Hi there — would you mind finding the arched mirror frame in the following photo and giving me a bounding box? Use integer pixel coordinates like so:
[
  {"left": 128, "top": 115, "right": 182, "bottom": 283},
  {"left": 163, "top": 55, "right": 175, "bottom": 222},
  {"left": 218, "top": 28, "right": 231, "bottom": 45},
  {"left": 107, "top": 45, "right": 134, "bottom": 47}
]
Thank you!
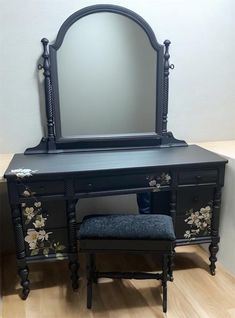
[{"left": 26, "top": 4, "right": 186, "bottom": 154}]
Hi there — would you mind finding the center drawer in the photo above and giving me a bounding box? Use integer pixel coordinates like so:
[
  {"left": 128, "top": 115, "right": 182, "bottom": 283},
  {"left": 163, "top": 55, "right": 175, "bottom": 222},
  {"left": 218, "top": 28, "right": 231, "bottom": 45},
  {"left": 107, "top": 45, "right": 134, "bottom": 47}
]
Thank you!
[{"left": 75, "top": 171, "right": 171, "bottom": 193}]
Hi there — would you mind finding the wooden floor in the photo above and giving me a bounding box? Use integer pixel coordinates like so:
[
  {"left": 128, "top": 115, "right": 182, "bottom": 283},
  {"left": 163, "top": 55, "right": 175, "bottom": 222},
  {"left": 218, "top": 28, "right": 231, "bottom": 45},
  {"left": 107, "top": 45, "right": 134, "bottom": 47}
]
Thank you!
[{"left": 1, "top": 246, "right": 235, "bottom": 318}]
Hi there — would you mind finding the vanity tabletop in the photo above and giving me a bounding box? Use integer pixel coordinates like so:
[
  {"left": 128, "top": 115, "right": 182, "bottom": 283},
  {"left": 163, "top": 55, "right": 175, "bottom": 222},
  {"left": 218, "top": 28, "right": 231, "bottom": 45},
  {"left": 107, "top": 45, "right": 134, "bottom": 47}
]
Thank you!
[{"left": 4, "top": 145, "right": 228, "bottom": 179}]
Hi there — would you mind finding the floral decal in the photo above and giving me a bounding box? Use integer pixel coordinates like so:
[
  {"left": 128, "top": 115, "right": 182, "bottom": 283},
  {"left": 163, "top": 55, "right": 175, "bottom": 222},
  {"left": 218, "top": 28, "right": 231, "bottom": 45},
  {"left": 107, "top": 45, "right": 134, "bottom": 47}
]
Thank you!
[
  {"left": 22, "top": 193, "right": 66, "bottom": 258},
  {"left": 12, "top": 168, "right": 66, "bottom": 258},
  {"left": 11, "top": 168, "right": 38, "bottom": 178},
  {"left": 184, "top": 204, "right": 212, "bottom": 240},
  {"left": 147, "top": 173, "right": 171, "bottom": 192}
]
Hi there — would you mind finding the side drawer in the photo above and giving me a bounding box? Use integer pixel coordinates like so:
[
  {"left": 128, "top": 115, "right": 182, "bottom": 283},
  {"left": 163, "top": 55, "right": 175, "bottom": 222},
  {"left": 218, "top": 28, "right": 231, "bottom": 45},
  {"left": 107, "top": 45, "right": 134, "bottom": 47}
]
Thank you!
[
  {"left": 175, "top": 215, "right": 212, "bottom": 240},
  {"left": 178, "top": 169, "right": 217, "bottom": 185},
  {"left": 24, "top": 228, "right": 68, "bottom": 259},
  {"left": 176, "top": 188, "right": 214, "bottom": 241},
  {"left": 21, "top": 200, "right": 67, "bottom": 230},
  {"left": 17, "top": 180, "right": 65, "bottom": 197}
]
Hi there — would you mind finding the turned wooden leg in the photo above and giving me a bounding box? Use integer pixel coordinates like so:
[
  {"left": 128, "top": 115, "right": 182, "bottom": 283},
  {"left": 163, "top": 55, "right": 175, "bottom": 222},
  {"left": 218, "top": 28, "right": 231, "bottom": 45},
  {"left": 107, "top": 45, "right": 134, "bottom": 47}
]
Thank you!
[
  {"left": 18, "top": 265, "right": 30, "bottom": 300},
  {"left": 66, "top": 199, "right": 79, "bottom": 290},
  {"left": 169, "top": 190, "right": 177, "bottom": 227},
  {"left": 168, "top": 249, "right": 175, "bottom": 281},
  {"left": 162, "top": 254, "right": 168, "bottom": 313},
  {"left": 11, "top": 204, "right": 30, "bottom": 299},
  {"left": 69, "top": 256, "right": 79, "bottom": 290},
  {"left": 209, "top": 240, "right": 219, "bottom": 276},
  {"left": 87, "top": 254, "right": 93, "bottom": 309},
  {"left": 90, "top": 254, "right": 97, "bottom": 284},
  {"left": 209, "top": 187, "right": 221, "bottom": 275}
]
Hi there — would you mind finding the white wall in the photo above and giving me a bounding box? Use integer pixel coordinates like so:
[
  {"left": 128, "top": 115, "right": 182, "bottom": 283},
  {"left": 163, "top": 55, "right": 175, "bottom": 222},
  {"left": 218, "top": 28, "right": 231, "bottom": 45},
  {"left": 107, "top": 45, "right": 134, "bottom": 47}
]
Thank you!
[{"left": 0, "top": 0, "right": 235, "bottom": 153}]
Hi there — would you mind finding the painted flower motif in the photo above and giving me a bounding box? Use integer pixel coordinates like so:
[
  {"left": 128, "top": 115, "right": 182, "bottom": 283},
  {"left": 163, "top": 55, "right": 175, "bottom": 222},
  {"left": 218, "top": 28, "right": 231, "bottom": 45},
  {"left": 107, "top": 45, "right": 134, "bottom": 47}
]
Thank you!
[
  {"left": 21, "top": 183, "right": 66, "bottom": 258},
  {"left": 200, "top": 206, "right": 211, "bottom": 221},
  {"left": 184, "top": 230, "right": 191, "bottom": 239},
  {"left": 33, "top": 214, "right": 47, "bottom": 228},
  {"left": 38, "top": 230, "right": 52, "bottom": 241},
  {"left": 163, "top": 173, "right": 171, "bottom": 184},
  {"left": 11, "top": 168, "right": 37, "bottom": 178},
  {"left": 22, "top": 190, "right": 31, "bottom": 197},
  {"left": 185, "top": 211, "right": 200, "bottom": 225},
  {"left": 148, "top": 172, "right": 171, "bottom": 190},
  {"left": 25, "top": 229, "right": 39, "bottom": 245},
  {"left": 149, "top": 179, "right": 157, "bottom": 187},
  {"left": 184, "top": 204, "right": 212, "bottom": 240},
  {"left": 34, "top": 201, "right": 41, "bottom": 208},
  {"left": 23, "top": 207, "right": 35, "bottom": 220},
  {"left": 29, "top": 241, "right": 37, "bottom": 250}
]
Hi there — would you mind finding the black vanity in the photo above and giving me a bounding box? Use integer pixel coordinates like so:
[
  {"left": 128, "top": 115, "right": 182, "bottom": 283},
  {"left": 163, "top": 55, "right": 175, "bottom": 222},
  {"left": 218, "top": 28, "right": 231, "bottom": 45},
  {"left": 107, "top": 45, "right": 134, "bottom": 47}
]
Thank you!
[{"left": 4, "top": 5, "right": 227, "bottom": 299}]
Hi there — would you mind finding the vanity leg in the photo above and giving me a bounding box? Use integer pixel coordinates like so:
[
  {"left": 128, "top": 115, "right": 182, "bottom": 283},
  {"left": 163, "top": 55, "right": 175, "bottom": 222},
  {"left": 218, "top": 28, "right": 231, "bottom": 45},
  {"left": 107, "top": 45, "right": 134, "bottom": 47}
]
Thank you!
[
  {"left": 209, "top": 187, "right": 221, "bottom": 275},
  {"left": 168, "top": 248, "right": 175, "bottom": 281},
  {"left": 18, "top": 263, "right": 30, "bottom": 300},
  {"left": 66, "top": 200, "right": 79, "bottom": 290},
  {"left": 169, "top": 190, "right": 177, "bottom": 227},
  {"left": 11, "top": 204, "right": 30, "bottom": 299}
]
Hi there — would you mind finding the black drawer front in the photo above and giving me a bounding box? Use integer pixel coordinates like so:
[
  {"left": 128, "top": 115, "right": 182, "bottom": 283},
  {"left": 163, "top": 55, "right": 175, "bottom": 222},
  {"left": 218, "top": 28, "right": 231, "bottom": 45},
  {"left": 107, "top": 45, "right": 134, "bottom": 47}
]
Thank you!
[
  {"left": 17, "top": 180, "right": 65, "bottom": 197},
  {"left": 177, "top": 188, "right": 214, "bottom": 216},
  {"left": 24, "top": 228, "right": 68, "bottom": 259},
  {"left": 175, "top": 214, "right": 212, "bottom": 240},
  {"left": 176, "top": 188, "right": 213, "bottom": 241},
  {"left": 21, "top": 200, "right": 67, "bottom": 230},
  {"left": 178, "top": 169, "right": 217, "bottom": 185},
  {"left": 75, "top": 172, "right": 171, "bottom": 193}
]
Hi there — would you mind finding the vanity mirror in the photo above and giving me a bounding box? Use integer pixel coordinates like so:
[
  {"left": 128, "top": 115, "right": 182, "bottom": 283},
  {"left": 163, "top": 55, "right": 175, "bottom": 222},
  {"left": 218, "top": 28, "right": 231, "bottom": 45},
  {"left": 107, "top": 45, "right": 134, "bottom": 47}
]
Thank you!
[{"left": 26, "top": 4, "right": 186, "bottom": 154}]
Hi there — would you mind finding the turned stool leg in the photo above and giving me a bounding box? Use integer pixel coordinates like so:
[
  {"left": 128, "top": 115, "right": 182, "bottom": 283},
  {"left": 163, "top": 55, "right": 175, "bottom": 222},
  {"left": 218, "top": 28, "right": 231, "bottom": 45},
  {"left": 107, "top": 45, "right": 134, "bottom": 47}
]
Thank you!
[
  {"left": 90, "top": 254, "right": 98, "bottom": 284},
  {"left": 168, "top": 248, "right": 175, "bottom": 281},
  {"left": 162, "top": 254, "right": 168, "bottom": 313},
  {"left": 86, "top": 254, "right": 93, "bottom": 309}
]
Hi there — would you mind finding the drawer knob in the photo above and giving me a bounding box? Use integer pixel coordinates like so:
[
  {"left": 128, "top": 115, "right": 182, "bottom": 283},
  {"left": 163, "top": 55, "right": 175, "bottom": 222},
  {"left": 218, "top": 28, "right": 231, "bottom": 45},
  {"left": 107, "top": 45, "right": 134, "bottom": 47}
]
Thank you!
[
  {"left": 195, "top": 175, "right": 202, "bottom": 181},
  {"left": 193, "top": 196, "right": 199, "bottom": 202}
]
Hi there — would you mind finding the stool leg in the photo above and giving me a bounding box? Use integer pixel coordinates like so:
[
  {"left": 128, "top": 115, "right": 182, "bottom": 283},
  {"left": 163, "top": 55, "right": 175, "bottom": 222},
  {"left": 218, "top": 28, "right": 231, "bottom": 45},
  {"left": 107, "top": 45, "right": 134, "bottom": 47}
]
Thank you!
[
  {"left": 90, "top": 254, "right": 98, "bottom": 284},
  {"left": 162, "top": 254, "right": 168, "bottom": 313},
  {"left": 168, "top": 249, "right": 175, "bottom": 281},
  {"left": 86, "top": 254, "right": 93, "bottom": 309}
]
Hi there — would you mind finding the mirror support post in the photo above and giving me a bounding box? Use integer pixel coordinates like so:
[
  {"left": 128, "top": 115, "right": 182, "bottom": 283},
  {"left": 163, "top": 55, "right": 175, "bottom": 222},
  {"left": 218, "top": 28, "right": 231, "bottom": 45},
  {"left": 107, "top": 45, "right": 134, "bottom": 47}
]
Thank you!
[
  {"left": 162, "top": 40, "right": 171, "bottom": 134},
  {"left": 25, "top": 5, "right": 187, "bottom": 154},
  {"left": 41, "top": 38, "right": 56, "bottom": 152},
  {"left": 160, "top": 40, "right": 186, "bottom": 147}
]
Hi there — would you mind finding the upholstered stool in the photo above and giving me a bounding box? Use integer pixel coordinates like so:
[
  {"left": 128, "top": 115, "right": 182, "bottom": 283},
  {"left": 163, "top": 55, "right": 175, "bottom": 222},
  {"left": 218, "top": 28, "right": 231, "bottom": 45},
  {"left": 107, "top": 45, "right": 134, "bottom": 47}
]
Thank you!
[{"left": 78, "top": 214, "right": 175, "bottom": 313}]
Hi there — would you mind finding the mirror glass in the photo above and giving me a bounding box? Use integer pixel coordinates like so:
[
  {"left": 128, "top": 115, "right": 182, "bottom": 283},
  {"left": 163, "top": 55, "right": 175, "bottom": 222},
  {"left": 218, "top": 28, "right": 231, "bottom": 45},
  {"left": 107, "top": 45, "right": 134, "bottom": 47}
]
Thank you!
[{"left": 57, "top": 12, "right": 157, "bottom": 138}]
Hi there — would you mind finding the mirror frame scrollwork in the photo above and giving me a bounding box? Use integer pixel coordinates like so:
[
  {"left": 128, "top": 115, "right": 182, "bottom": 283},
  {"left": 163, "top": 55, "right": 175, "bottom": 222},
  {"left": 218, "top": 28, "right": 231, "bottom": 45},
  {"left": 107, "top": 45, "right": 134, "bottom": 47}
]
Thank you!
[{"left": 25, "top": 4, "right": 186, "bottom": 154}]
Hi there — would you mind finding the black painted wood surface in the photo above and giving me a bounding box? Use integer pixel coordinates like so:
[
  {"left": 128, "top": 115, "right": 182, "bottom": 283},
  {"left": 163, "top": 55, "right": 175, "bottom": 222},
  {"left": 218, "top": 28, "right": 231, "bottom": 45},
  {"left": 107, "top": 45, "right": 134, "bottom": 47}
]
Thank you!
[
  {"left": 4, "top": 144, "right": 228, "bottom": 298},
  {"left": 5, "top": 145, "right": 227, "bottom": 178}
]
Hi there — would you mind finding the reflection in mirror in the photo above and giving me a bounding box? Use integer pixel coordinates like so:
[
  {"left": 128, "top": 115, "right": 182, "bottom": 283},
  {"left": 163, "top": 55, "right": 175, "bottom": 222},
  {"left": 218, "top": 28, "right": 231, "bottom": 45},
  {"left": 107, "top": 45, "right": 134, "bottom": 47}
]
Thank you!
[{"left": 57, "top": 12, "right": 157, "bottom": 138}]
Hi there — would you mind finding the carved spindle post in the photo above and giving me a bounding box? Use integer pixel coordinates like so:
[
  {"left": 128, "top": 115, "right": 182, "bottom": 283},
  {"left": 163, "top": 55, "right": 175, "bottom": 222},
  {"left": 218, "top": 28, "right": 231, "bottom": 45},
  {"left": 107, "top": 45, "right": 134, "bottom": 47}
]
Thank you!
[
  {"left": 169, "top": 190, "right": 177, "bottom": 226},
  {"left": 41, "top": 38, "right": 56, "bottom": 151},
  {"left": 66, "top": 199, "right": 79, "bottom": 290},
  {"left": 11, "top": 204, "right": 30, "bottom": 299},
  {"left": 169, "top": 190, "right": 176, "bottom": 279},
  {"left": 209, "top": 187, "right": 221, "bottom": 275},
  {"left": 162, "top": 254, "right": 168, "bottom": 313},
  {"left": 162, "top": 40, "right": 172, "bottom": 134},
  {"left": 86, "top": 254, "right": 93, "bottom": 309}
]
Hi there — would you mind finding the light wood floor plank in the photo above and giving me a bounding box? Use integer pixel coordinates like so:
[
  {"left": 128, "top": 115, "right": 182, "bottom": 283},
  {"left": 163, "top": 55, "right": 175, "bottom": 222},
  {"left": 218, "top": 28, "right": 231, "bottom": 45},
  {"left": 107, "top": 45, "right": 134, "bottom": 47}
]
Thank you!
[{"left": 1, "top": 246, "right": 235, "bottom": 318}]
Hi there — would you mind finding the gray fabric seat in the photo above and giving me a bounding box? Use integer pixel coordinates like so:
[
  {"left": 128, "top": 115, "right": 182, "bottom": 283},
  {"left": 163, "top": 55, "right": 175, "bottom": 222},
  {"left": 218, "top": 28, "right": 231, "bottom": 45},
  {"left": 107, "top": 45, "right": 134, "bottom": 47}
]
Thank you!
[{"left": 79, "top": 214, "right": 175, "bottom": 241}]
